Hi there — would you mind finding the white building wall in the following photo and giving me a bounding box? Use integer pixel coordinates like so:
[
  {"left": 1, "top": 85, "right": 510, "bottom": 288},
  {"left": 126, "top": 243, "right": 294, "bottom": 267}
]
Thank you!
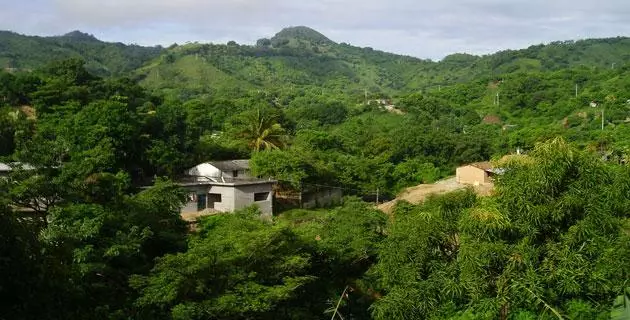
[
  {"left": 179, "top": 182, "right": 274, "bottom": 218},
  {"left": 181, "top": 185, "right": 213, "bottom": 214},
  {"left": 208, "top": 185, "right": 237, "bottom": 212},
  {"left": 234, "top": 184, "right": 274, "bottom": 217},
  {"left": 187, "top": 163, "right": 222, "bottom": 179}
]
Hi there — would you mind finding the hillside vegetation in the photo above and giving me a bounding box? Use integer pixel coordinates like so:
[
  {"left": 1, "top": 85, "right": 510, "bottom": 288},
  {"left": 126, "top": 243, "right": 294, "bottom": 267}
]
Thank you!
[{"left": 0, "top": 30, "right": 162, "bottom": 76}]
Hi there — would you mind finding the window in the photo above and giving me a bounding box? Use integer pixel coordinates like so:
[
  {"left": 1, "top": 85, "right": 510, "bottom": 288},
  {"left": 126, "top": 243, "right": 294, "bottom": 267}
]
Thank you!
[
  {"left": 208, "top": 193, "right": 222, "bottom": 209},
  {"left": 254, "top": 192, "right": 269, "bottom": 201},
  {"left": 232, "top": 170, "right": 239, "bottom": 177}
]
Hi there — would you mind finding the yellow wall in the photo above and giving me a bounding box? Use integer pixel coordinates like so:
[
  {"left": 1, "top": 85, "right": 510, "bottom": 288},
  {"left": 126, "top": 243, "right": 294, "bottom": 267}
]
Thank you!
[{"left": 456, "top": 166, "right": 491, "bottom": 185}]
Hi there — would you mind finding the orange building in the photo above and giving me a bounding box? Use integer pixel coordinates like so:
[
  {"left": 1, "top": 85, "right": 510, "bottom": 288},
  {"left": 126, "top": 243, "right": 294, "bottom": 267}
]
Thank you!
[{"left": 456, "top": 162, "right": 495, "bottom": 185}]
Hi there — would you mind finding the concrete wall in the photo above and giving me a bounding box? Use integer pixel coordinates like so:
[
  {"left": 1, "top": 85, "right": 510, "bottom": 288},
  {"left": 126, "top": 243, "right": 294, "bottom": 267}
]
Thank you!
[
  {"left": 302, "top": 188, "right": 343, "bottom": 209},
  {"left": 456, "top": 166, "right": 491, "bottom": 185},
  {"left": 180, "top": 183, "right": 273, "bottom": 218},
  {"left": 188, "top": 163, "right": 221, "bottom": 178},
  {"left": 208, "top": 185, "right": 237, "bottom": 212},
  {"left": 233, "top": 183, "right": 273, "bottom": 217},
  {"left": 181, "top": 185, "right": 215, "bottom": 214}
]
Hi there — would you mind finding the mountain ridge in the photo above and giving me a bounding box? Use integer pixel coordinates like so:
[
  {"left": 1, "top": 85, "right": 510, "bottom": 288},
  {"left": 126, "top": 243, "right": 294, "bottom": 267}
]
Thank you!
[{"left": 2, "top": 27, "right": 630, "bottom": 98}]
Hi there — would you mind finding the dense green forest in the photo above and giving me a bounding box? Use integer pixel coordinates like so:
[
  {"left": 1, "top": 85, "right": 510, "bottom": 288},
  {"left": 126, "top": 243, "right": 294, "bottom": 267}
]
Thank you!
[
  {"left": 0, "top": 30, "right": 162, "bottom": 76},
  {"left": 1, "top": 26, "right": 630, "bottom": 319}
]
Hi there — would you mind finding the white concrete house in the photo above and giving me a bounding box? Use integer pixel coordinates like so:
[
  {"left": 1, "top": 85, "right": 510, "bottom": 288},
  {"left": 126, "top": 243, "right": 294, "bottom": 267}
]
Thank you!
[
  {"left": 179, "top": 160, "right": 275, "bottom": 218},
  {"left": 0, "top": 162, "right": 35, "bottom": 178}
]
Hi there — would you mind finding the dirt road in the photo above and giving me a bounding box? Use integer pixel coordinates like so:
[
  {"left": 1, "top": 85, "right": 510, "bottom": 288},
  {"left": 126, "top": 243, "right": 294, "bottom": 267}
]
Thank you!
[{"left": 377, "top": 177, "right": 493, "bottom": 214}]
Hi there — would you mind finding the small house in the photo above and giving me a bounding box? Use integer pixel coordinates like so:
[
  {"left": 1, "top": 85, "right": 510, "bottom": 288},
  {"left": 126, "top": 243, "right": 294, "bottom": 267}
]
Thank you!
[
  {"left": 0, "top": 163, "right": 11, "bottom": 178},
  {"left": 456, "top": 161, "right": 497, "bottom": 186},
  {"left": 0, "top": 162, "right": 35, "bottom": 178},
  {"left": 179, "top": 160, "right": 275, "bottom": 218}
]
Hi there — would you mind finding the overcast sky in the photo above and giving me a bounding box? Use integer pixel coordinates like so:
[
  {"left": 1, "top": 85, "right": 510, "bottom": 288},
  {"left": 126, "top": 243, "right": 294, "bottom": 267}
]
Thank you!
[{"left": 2, "top": 0, "right": 630, "bottom": 60}]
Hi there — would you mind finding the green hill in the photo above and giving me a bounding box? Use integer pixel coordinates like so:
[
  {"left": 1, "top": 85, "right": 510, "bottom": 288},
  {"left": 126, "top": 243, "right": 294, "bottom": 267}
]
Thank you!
[
  {"left": 131, "top": 27, "right": 630, "bottom": 98},
  {"left": 0, "top": 30, "right": 163, "bottom": 76},
  {"left": 2, "top": 26, "right": 630, "bottom": 100}
]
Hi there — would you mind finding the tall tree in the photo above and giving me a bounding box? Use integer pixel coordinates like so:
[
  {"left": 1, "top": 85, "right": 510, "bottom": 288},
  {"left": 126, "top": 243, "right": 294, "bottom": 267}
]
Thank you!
[{"left": 230, "top": 108, "right": 287, "bottom": 152}]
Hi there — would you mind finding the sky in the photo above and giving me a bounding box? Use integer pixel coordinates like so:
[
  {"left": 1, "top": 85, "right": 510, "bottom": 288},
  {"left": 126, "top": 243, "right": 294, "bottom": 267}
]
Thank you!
[{"left": 1, "top": 0, "right": 630, "bottom": 60}]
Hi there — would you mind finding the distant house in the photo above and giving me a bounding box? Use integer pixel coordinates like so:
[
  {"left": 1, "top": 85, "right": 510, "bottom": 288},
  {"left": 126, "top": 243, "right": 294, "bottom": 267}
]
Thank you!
[
  {"left": 0, "top": 163, "right": 11, "bottom": 178},
  {"left": 456, "top": 161, "right": 499, "bottom": 185},
  {"left": 0, "top": 162, "right": 35, "bottom": 178},
  {"left": 179, "top": 160, "right": 275, "bottom": 218}
]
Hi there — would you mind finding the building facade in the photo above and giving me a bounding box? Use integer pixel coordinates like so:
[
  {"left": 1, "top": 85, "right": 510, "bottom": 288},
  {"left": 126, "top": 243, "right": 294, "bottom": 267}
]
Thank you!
[
  {"left": 180, "top": 160, "right": 275, "bottom": 219},
  {"left": 456, "top": 162, "right": 495, "bottom": 185}
]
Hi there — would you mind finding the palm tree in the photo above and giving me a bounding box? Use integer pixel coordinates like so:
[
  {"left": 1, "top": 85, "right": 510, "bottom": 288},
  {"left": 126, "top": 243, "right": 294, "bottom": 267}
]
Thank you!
[{"left": 234, "top": 108, "right": 287, "bottom": 152}]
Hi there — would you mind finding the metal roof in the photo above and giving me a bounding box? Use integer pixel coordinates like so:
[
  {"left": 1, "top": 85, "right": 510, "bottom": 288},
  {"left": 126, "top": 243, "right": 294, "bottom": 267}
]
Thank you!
[{"left": 204, "top": 159, "right": 250, "bottom": 171}]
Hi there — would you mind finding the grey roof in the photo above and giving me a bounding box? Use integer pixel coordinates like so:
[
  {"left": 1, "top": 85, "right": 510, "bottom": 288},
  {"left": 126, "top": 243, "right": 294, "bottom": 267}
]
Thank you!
[{"left": 206, "top": 159, "right": 250, "bottom": 171}]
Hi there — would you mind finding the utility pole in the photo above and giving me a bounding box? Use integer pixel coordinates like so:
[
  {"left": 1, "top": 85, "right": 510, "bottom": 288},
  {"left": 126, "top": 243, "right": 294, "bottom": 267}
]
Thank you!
[
  {"left": 575, "top": 83, "right": 578, "bottom": 98},
  {"left": 375, "top": 188, "right": 379, "bottom": 204},
  {"left": 602, "top": 108, "right": 605, "bottom": 130},
  {"left": 364, "top": 89, "right": 368, "bottom": 105},
  {"left": 298, "top": 182, "right": 303, "bottom": 208}
]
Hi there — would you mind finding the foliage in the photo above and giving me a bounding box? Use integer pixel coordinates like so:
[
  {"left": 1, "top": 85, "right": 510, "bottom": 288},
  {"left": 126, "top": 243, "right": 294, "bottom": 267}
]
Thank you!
[
  {"left": 133, "top": 200, "right": 387, "bottom": 319},
  {"left": 367, "top": 139, "right": 630, "bottom": 319},
  {"left": 229, "top": 107, "right": 288, "bottom": 152},
  {"left": 0, "top": 30, "right": 162, "bottom": 76},
  {"left": 132, "top": 208, "right": 314, "bottom": 319}
]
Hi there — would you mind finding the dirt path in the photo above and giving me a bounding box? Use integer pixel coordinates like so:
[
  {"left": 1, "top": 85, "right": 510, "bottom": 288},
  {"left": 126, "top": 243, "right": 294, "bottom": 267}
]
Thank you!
[{"left": 377, "top": 177, "right": 493, "bottom": 214}]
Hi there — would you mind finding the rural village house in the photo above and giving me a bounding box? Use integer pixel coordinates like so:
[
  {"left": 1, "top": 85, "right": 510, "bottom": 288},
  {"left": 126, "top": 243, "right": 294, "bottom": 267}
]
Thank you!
[
  {"left": 456, "top": 161, "right": 502, "bottom": 185},
  {"left": 178, "top": 160, "right": 275, "bottom": 218},
  {"left": 0, "top": 162, "right": 35, "bottom": 178}
]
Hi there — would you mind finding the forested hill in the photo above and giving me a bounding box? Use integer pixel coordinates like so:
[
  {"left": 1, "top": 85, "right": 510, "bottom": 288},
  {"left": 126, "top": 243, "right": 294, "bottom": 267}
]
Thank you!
[
  {"left": 0, "top": 30, "right": 163, "bottom": 76},
  {"left": 3, "top": 26, "right": 630, "bottom": 96},
  {"left": 136, "top": 27, "right": 630, "bottom": 97}
]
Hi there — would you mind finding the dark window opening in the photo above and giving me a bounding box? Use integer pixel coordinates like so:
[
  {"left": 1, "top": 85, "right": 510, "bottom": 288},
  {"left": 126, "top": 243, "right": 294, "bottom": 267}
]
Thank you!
[
  {"left": 254, "top": 192, "right": 269, "bottom": 201},
  {"left": 232, "top": 170, "right": 238, "bottom": 177},
  {"left": 208, "top": 193, "right": 222, "bottom": 209}
]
